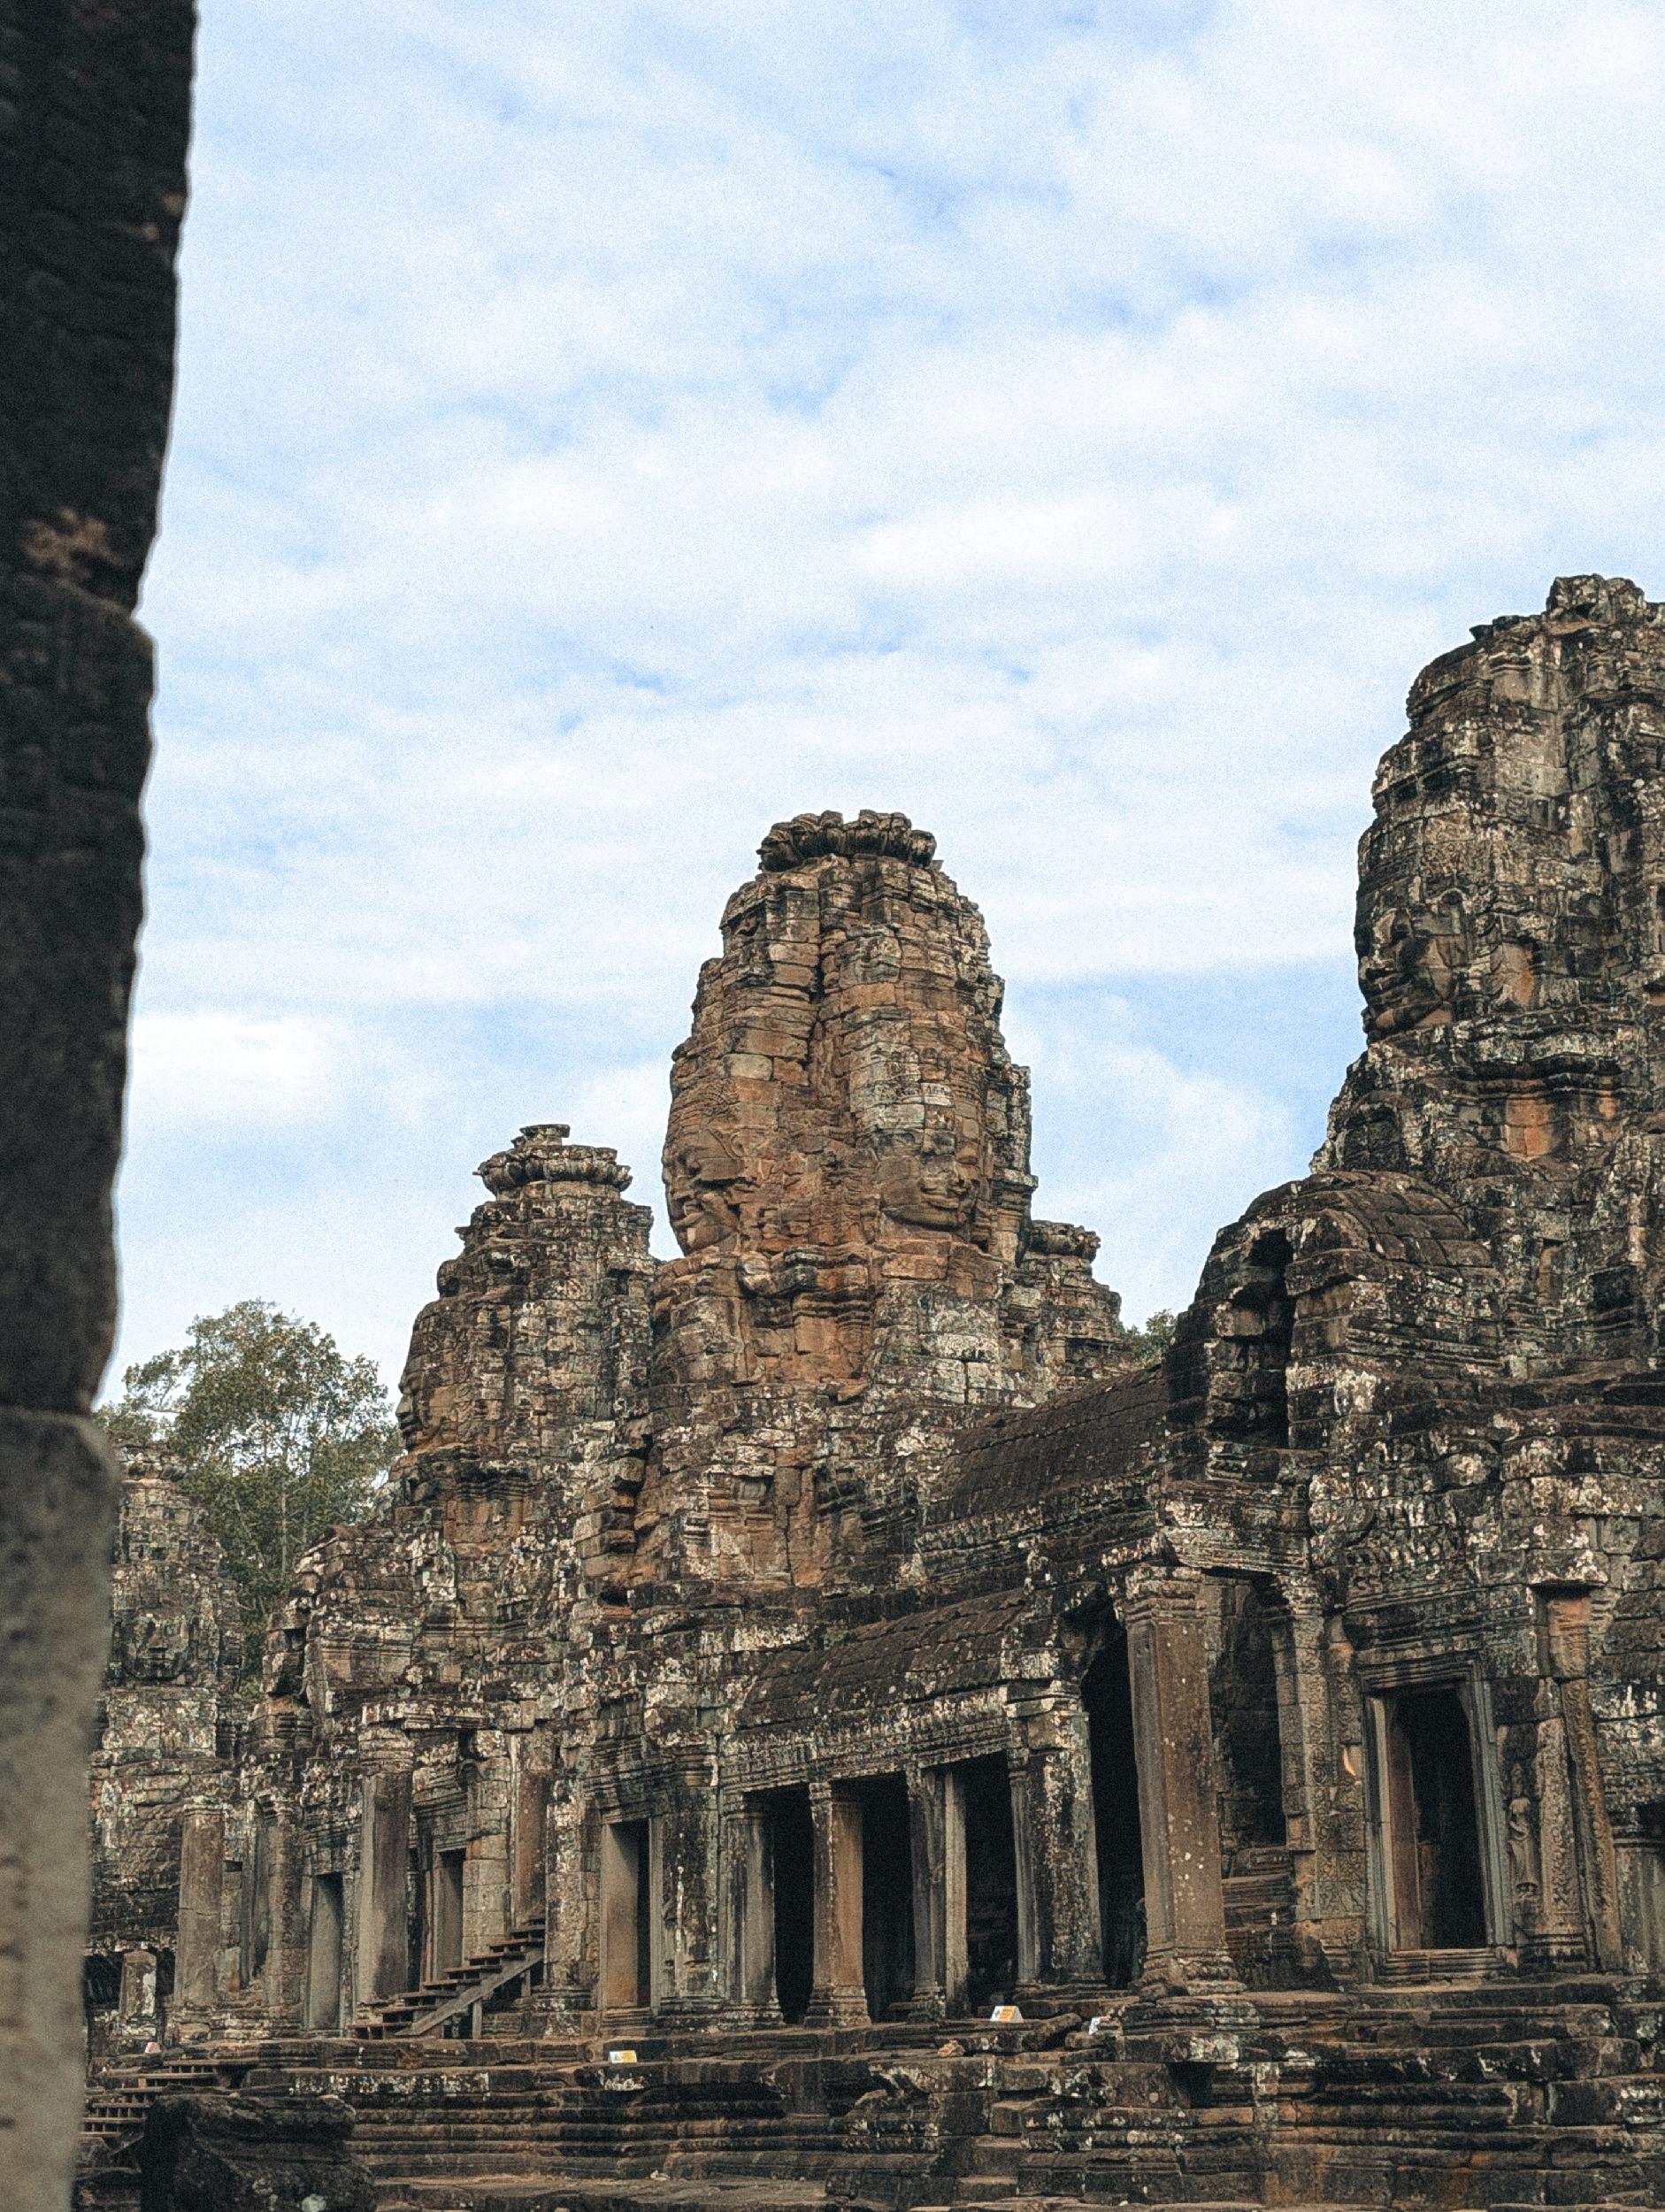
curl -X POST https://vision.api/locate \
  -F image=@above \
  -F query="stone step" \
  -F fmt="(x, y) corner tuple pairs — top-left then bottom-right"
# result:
(385, 2177), (828, 2212)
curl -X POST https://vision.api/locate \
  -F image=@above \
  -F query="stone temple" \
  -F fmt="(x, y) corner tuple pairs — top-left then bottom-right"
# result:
(81, 580), (1665, 2209)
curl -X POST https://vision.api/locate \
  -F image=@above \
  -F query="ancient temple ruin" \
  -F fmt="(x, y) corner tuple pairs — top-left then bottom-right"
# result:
(84, 579), (1665, 2208)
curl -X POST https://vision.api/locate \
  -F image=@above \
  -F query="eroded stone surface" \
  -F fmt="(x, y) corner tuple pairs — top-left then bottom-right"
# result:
(4, 8), (195, 2200)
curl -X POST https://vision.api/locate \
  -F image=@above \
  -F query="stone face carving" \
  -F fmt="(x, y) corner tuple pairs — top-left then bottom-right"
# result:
(1325, 573), (1665, 1371)
(647, 810), (1121, 1584)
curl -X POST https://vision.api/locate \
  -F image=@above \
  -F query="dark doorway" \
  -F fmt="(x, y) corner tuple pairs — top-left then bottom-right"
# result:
(962, 1755), (1019, 2009)
(859, 1776), (915, 2019)
(1383, 1686), (1487, 1948)
(431, 1847), (465, 1979)
(1085, 1627), (1146, 1986)
(1210, 1580), (1286, 1855)
(769, 1787), (815, 2025)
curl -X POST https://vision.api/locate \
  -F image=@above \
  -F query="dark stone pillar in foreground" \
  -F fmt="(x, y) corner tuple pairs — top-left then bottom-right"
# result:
(0, 2), (195, 2198)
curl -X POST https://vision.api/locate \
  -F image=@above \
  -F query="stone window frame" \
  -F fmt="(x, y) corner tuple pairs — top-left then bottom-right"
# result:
(1357, 1647), (1514, 1961)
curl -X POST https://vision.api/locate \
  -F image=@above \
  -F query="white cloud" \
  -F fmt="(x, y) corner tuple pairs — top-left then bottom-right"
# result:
(111, 0), (1665, 1384)
(129, 1012), (334, 1123)
(1010, 1000), (1301, 1330)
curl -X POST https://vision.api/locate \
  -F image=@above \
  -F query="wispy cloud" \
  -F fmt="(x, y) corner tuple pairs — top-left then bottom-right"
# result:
(115, 0), (1665, 1385)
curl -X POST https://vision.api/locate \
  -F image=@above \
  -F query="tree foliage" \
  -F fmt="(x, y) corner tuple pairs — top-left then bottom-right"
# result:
(1118, 1308), (1177, 1362)
(100, 1301), (399, 1659)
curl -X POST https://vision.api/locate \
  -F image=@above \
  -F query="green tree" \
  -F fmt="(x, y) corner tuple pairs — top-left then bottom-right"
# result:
(100, 1300), (399, 1660)
(1118, 1307), (1177, 1362)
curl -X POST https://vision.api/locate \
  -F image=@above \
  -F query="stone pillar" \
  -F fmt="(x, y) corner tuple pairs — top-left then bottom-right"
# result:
(265, 1811), (309, 2030)
(1279, 1588), (1369, 1981)
(118, 1948), (158, 2039)
(723, 1796), (779, 2024)
(0, 0), (193, 2193)
(1123, 1571), (1239, 1995)
(1011, 1701), (1104, 1993)
(1543, 1592), (1623, 1970)
(654, 1777), (721, 2024)
(1523, 1682), (1590, 1972)
(511, 1767), (550, 1930)
(533, 1788), (589, 2030)
(463, 1832), (508, 1963)
(354, 1769), (412, 2013)
(905, 1770), (947, 2018)
(804, 1783), (867, 2027)
(942, 1767), (969, 2012)
(175, 1807), (226, 2019)
(1006, 1753), (1041, 1990)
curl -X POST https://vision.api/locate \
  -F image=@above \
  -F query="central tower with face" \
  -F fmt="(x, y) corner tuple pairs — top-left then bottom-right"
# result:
(638, 810), (1121, 1587)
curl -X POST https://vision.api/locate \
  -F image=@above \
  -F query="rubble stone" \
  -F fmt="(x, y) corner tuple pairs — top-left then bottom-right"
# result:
(135, 2090), (372, 2212)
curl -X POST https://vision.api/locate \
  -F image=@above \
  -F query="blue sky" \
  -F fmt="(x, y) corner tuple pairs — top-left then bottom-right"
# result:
(117, 0), (1665, 1392)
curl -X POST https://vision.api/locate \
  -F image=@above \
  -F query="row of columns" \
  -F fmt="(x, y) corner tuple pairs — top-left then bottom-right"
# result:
(173, 1759), (550, 2032)
(715, 1570), (1238, 2028)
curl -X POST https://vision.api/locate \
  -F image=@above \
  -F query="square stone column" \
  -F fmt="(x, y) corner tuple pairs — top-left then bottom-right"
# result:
(722, 1795), (780, 2024)
(1541, 1590), (1623, 1970)
(1123, 1571), (1239, 1997)
(533, 1786), (590, 2030)
(1010, 1701), (1105, 1996)
(804, 1782), (868, 2028)
(511, 1766), (550, 1930)
(1278, 1586), (1369, 1982)
(354, 1768), (413, 2013)
(174, 1805), (226, 2021)
(903, 1766), (962, 2018)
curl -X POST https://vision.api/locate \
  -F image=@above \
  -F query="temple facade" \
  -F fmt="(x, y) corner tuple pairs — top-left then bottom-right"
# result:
(85, 580), (1665, 2208)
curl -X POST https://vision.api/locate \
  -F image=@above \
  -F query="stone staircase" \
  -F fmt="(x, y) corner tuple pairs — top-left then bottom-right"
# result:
(74, 1978), (1665, 2212)
(354, 1920), (546, 2040)
(1255, 1978), (1665, 2208)
(81, 2048), (252, 2148)
(243, 2047), (873, 2190)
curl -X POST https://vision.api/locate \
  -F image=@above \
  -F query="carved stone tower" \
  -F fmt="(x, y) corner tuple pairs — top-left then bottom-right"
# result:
(636, 810), (1123, 1587)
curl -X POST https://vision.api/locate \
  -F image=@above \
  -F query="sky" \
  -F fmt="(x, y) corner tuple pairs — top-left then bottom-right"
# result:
(115, 0), (1665, 1397)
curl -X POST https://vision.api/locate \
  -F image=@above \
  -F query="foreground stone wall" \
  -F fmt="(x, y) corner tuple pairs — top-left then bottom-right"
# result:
(3, 2), (194, 2201)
